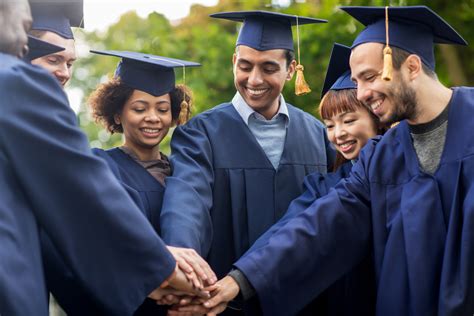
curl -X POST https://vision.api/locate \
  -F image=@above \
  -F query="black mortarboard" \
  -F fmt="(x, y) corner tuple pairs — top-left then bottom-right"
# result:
(321, 43), (356, 98)
(24, 35), (65, 61)
(90, 50), (200, 97)
(30, 0), (84, 39)
(210, 10), (326, 51)
(340, 6), (467, 70)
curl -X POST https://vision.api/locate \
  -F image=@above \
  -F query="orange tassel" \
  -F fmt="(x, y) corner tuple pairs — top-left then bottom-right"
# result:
(177, 99), (189, 125)
(382, 46), (393, 81)
(295, 64), (311, 96)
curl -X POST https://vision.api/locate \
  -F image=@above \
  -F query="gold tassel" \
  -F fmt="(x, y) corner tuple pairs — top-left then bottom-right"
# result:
(382, 46), (393, 81)
(295, 64), (311, 96)
(381, 6), (392, 81)
(177, 99), (189, 125)
(294, 15), (311, 96)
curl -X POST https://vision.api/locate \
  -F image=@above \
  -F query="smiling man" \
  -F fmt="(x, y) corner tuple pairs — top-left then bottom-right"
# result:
(28, 0), (81, 87)
(160, 10), (333, 315)
(203, 5), (474, 316)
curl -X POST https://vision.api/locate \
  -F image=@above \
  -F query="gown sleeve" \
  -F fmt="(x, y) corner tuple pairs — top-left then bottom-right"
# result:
(248, 164), (350, 252)
(234, 142), (376, 316)
(0, 63), (176, 315)
(160, 122), (214, 256)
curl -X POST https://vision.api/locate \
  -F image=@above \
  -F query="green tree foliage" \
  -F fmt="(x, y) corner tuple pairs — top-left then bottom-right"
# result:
(71, 0), (473, 152)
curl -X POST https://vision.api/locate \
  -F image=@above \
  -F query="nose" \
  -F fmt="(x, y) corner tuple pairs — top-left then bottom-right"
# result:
(54, 64), (71, 85)
(357, 84), (372, 104)
(145, 111), (160, 122)
(334, 124), (347, 139)
(248, 68), (264, 86)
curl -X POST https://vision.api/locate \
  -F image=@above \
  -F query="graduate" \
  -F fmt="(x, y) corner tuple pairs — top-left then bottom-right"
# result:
(160, 10), (333, 314)
(89, 50), (200, 237)
(197, 5), (474, 316)
(40, 50), (215, 316)
(28, 0), (82, 86)
(0, 1), (205, 315)
(173, 43), (387, 316)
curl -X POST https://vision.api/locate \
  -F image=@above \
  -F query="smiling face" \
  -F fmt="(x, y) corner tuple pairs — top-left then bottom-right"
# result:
(116, 89), (173, 156)
(324, 106), (378, 161)
(233, 45), (296, 119)
(350, 42), (418, 124)
(31, 31), (76, 87)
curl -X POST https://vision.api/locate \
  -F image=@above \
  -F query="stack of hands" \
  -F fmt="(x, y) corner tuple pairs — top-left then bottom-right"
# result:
(148, 246), (240, 316)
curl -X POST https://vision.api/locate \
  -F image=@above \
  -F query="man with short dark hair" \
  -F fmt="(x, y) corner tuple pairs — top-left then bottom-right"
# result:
(192, 5), (473, 316)
(28, 0), (80, 86)
(160, 10), (333, 315)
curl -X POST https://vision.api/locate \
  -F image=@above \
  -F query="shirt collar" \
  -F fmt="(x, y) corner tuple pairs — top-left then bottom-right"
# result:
(231, 92), (290, 125)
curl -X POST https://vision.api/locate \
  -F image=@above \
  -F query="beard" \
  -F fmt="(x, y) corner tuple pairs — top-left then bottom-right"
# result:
(385, 77), (418, 124)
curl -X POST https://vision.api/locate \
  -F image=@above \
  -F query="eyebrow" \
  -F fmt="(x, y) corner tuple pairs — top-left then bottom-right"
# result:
(351, 69), (381, 82)
(130, 100), (149, 106)
(261, 61), (280, 68)
(236, 58), (280, 68)
(236, 58), (252, 65)
(351, 69), (369, 82)
(48, 54), (64, 60)
(327, 111), (355, 120)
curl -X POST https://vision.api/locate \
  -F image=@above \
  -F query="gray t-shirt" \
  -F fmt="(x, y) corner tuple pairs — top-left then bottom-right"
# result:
(409, 103), (450, 174)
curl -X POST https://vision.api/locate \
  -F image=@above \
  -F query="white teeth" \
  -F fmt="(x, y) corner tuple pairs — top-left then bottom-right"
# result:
(247, 88), (267, 96)
(371, 100), (382, 111)
(142, 128), (160, 133)
(339, 141), (355, 149)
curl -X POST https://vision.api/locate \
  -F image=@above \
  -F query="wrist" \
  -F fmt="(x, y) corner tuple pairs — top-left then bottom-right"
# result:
(160, 263), (177, 288)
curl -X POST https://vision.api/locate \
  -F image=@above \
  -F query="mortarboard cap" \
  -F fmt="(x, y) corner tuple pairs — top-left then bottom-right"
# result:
(24, 35), (65, 61)
(321, 43), (356, 98)
(90, 50), (200, 97)
(30, 0), (84, 39)
(341, 6), (467, 70)
(210, 10), (327, 95)
(209, 10), (326, 51)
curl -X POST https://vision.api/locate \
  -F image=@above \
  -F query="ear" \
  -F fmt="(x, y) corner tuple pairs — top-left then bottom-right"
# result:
(114, 114), (121, 125)
(232, 53), (238, 75)
(404, 54), (422, 81)
(286, 59), (297, 81)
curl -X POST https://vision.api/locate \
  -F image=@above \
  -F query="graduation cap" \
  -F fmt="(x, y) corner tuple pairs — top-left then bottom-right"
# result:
(321, 43), (356, 99)
(90, 50), (201, 124)
(24, 35), (65, 61)
(30, 0), (84, 39)
(340, 6), (468, 80)
(210, 10), (327, 96)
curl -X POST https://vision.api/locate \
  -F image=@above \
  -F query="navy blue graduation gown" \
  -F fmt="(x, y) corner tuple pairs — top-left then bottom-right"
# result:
(93, 148), (165, 233)
(235, 87), (474, 316)
(0, 54), (175, 316)
(249, 162), (375, 316)
(161, 102), (333, 277)
(43, 147), (168, 315)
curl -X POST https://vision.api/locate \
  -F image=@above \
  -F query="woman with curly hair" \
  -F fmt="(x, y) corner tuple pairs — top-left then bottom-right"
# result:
(43, 51), (216, 316)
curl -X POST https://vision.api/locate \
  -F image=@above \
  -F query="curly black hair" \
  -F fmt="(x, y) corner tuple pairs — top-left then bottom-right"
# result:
(88, 78), (193, 133)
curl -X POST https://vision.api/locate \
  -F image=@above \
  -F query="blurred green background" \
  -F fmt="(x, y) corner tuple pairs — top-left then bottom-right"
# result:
(70, 0), (474, 154)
